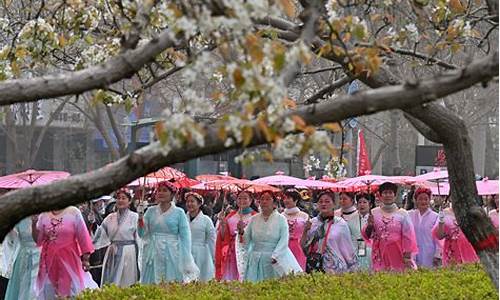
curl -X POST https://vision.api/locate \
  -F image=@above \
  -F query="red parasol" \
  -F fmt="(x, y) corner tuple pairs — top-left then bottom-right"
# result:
(190, 179), (280, 193)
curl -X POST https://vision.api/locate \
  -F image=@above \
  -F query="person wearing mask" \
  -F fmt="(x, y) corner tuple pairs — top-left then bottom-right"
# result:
(186, 192), (216, 282)
(138, 181), (199, 283)
(239, 191), (302, 282)
(215, 190), (257, 281)
(93, 189), (140, 287)
(281, 189), (309, 271)
(362, 182), (418, 272)
(302, 192), (358, 274)
(408, 187), (442, 268)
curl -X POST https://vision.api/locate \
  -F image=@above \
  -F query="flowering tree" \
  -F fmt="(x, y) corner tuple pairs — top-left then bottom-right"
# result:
(0, 0), (498, 286)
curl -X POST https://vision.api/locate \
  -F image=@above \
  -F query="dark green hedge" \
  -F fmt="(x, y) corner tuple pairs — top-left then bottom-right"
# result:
(78, 264), (498, 300)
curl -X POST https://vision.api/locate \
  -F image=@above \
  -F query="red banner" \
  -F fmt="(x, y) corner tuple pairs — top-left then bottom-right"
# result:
(357, 130), (372, 176)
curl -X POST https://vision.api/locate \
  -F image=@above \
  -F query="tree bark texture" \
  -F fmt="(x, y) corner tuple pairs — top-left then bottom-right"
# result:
(0, 57), (496, 241)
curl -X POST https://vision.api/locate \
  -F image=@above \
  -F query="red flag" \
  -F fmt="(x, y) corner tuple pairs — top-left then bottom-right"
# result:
(357, 129), (372, 176)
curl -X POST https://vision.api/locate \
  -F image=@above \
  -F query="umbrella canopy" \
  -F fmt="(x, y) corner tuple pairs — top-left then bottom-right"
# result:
(0, 169), (71, 189)
(253, 175), (337, 190)
(127, 167), (186, 187)
(331, 175), (416, 192)
(190, 179), (280, 193)
(195, 174), (237, 182)
(429, 179), (499, 196)
(414, 169), (448, 181)
(146, 167), (186, 180)
(253, 175), (307, 186)
(173, 177), (201, 189)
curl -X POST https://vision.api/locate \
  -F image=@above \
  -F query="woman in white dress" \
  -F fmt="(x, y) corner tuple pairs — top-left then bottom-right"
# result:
(186, 192), (216, 282)
(93, 189), (140, 287)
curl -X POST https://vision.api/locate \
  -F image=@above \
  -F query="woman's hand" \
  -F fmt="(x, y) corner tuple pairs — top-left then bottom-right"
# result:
(237, 220), (245, 235)
(367, 214), (374, 226)
(81, 253), (91, 271)
(31, 214), (39, 225)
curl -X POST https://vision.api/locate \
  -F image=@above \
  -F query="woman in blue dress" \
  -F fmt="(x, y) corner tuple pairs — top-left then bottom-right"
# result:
(5, 217), (40, 300)
(238, 191), (302, 282)
(138, 181), (199, 283)
(185, 192), (216, 281)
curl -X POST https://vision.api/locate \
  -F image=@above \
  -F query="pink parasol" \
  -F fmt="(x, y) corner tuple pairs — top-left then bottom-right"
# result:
(414, 169), (448, 181)
(195, 174), (237, 182)
(0, 169), (71, 189)
(331, 175), (416, 192)
(254, 174), (308, 186)
(428, 179), (499, 196)
(253, 173), (338, 190)
(190, 179), (280, 193)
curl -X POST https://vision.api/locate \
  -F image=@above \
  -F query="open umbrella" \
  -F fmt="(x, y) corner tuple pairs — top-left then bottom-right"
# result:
(428, 179), (499, 196)
(414, 169), (448, 181)
(0, 169), (71, 189)
(172, 177), (201, 189)
(414, 168), (449, 196)
(331, 175), (416, 192)
(254, 174), (338, 190)
(127, 166), (186, 187)
(253, 174), (307, 186)
(191, 179), (280, 193)
(146, 167), (186, 180)
(195, 174), (237, 182)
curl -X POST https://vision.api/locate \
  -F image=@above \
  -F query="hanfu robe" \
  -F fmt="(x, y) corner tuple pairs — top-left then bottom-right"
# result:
(408, 209), (442, 268)
(306, 216), (358, 273)
(35, 206), (95, 299)
(215, 210), (256, 281)
(138, 203), (199, 283)
(282, 208), (309, 270)
(361, 207), (418, 272)
(5, 218), (40, 300)
(489, 209), (499, 229)
(431, 211), (479, 266)
(242, 211), (302, 282)
(336, 208), (372, 270)
(93, 209), (140, 287)
(0, 229), (16, 280)
(188, 211), (216, 282)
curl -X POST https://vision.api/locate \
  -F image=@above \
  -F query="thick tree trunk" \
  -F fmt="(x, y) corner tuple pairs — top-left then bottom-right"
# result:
(409, 103), (499, 288)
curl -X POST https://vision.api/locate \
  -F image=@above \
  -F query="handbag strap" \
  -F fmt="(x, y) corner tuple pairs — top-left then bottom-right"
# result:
(320, 220), (334, 254)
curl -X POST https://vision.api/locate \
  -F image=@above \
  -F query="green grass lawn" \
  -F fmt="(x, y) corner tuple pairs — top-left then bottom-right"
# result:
(78, 264), (498, 300)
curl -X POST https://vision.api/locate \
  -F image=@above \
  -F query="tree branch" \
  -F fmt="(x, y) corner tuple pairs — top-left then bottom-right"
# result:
(303, 76), (351, 104)
(120, 0), (159, 50)
(356, 42), (459, 70)
(0, 53), (496, 240)
(0, 29), (179, 106)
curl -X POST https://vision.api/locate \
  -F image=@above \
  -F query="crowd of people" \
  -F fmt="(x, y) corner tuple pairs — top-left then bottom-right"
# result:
(0, 180), (498, 299)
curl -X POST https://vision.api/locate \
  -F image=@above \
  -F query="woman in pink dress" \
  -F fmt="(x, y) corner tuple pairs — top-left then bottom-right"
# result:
(432, 206), (479, 266)
(282, 189), (309, 270)
(488, 195), (499, 230)
(362, 182), (418, 272)
(215, 191), (257, 281)
(32, 206), (95, 299)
